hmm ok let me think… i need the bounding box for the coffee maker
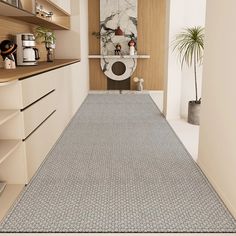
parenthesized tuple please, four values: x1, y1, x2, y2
(16, 33, 40, 66)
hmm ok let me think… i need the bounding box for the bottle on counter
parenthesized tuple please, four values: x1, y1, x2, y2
(3, 54, 16, 69)
(4, 57, 12, 69)
(8, 53, 16, 69)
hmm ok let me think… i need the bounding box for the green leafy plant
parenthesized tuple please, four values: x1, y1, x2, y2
(35, 27, 56, 48)
(172, 26, 204, 103)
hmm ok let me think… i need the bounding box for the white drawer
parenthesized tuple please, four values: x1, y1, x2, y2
(20, 70, 57, 109)
(24, 111, 58, 181)
(22, 91, 56, 139)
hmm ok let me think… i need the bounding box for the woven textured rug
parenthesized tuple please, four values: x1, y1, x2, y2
(0, 94, 236, 233)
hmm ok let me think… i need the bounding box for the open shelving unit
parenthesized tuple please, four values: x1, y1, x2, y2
(0, 109, 23, 220)
(0, 110, 19, 127)
(0, 0, 70, 30)
(15, 14, 69, 30)
(0, 110, 21, 165)
(0, 0, 34, 17)
(16, 0, 70, 30)
(0, 140, 21, 165)
(46, 0, 70, 16)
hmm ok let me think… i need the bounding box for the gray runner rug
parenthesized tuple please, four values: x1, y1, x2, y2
(0, 94, 236, 233)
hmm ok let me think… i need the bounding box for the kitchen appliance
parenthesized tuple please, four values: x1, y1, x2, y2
(16, 33, 40, 66)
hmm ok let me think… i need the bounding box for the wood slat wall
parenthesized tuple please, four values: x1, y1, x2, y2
(88, 0, 167, 91)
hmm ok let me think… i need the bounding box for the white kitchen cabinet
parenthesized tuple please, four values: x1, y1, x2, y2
(54, 63, 82, 134)
(22, 91, 56, 139)
(0, 58, 88, 222)
(24, 110, 57, 180)
(20, 70, 56, 109)
(0, 62, 81, 185)
(49, 0, 71, 15)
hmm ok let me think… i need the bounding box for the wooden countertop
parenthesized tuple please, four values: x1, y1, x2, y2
(0, 59, 80, 83)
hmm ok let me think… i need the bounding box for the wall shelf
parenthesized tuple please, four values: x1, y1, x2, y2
(0, 0, 70, 30)
(0, 140, 21, 165)
(14, 15, 70, 30)
(0, 1, 34, 17)
(88, 55, 151, 59)
(0, 110, 19, 127)
(46, 0, 71, 16)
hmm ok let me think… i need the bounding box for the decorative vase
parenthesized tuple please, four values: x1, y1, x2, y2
(46, 48, 54, 62)
(137, 81, 144, 91)
(188, 101, 201, 125)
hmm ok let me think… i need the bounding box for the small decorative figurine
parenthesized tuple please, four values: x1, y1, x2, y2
(133, 77, 144, 91)
(2, 54, 16, 69)
(115, 43, 122, 55)
(4, 57, 11, 69)
(7, 53, 16, 69)
(0, 40, 17, 69)
(128, 39, 136, 56)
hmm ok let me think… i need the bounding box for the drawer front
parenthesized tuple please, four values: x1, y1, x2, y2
(25, 111, 58, 181)
(22, 91, 56, 139)
(20, 70, 57, 109)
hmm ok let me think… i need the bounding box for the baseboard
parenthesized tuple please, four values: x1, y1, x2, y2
(197, 159, 236, 219)
(149, 90, 164, 112)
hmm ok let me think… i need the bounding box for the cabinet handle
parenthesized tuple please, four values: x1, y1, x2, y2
(21, 89, 55, 112)
(22, 110, 56, 142)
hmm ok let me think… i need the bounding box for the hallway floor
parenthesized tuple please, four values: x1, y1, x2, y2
(0, 95, 235, 233)
(168, 119, 199, 161)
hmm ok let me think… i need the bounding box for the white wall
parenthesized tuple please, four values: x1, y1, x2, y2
(164, 0, 206, 119)
(164, 0, 184, 120)
(198, 0, 236, 218)
(55, 0, 89, 108)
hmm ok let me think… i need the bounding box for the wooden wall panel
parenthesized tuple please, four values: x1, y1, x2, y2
(88, 0, 166, 91)
(0, 16, 48, 66)
(132, 0, 166, 90)
(88, 0, 107, 90)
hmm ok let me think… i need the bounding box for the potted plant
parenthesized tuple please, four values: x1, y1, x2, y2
(172, 26, 204, 125)
(35, 27, 56, 62)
